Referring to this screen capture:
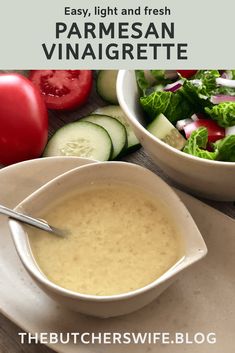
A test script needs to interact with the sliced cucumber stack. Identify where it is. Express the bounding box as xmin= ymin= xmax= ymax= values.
xmin=80 ymin=114 xmax=127 ymax=159
xmin=94 ymin=105 xmax=140 ymax=152
xmin=147 ymin=113 xmax=186 ymax=150
xmin=96 ymin=70 xmax=118 ymax=104
xmin=43 ymin=121 xmax=112 ymax=161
